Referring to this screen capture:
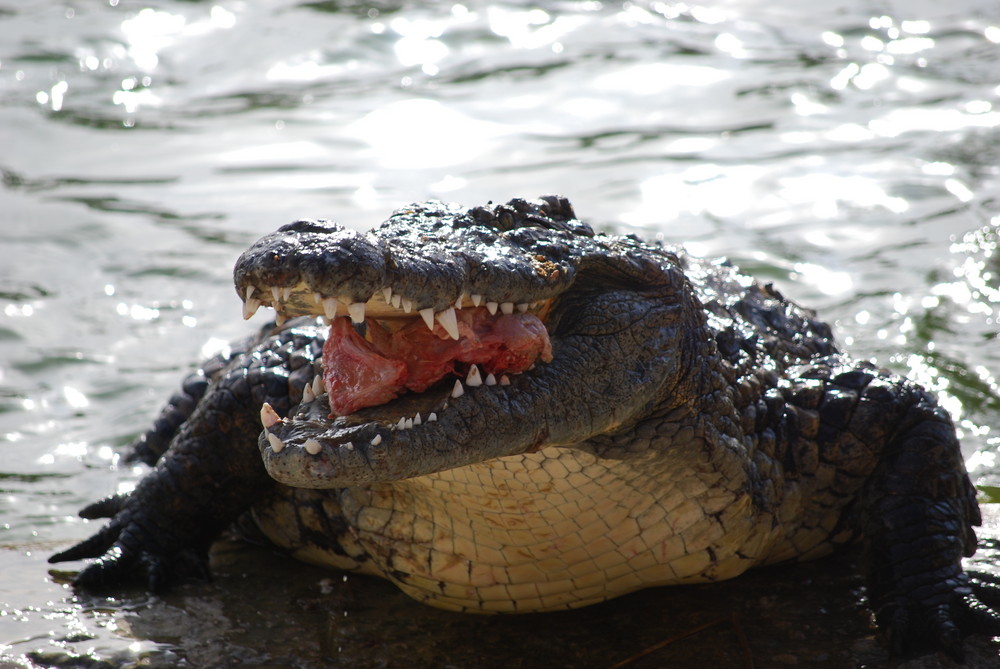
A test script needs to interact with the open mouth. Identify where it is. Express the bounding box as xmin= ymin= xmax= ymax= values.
xmin=244 ymin=284 xmax=558 ymax=476
xmin=320 ymin=301 xmax=553 ymax=414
